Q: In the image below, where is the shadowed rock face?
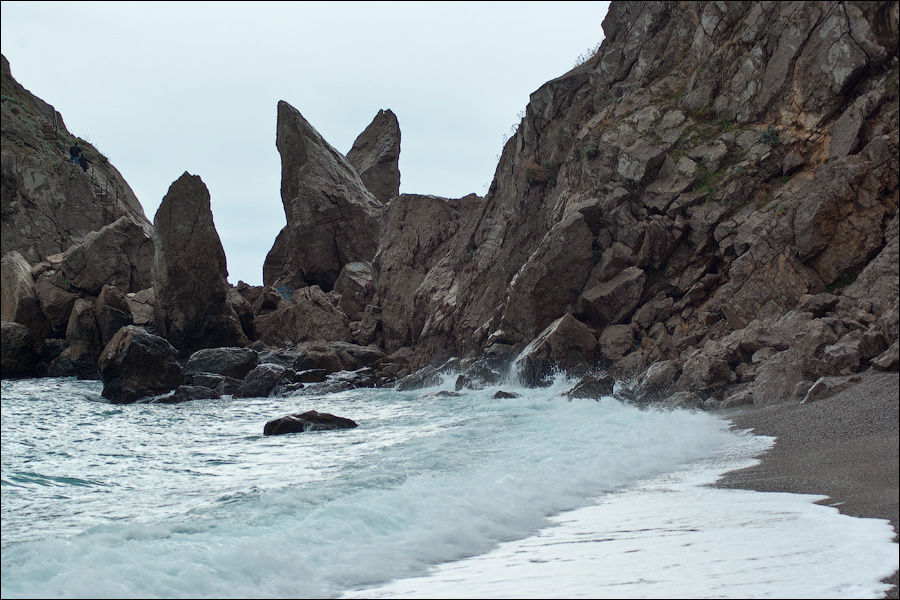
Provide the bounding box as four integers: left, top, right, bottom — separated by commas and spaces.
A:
347, 109, 401, 203
98, 325, 184, 404
152, 172, 247, 356
264, 100, 384, 291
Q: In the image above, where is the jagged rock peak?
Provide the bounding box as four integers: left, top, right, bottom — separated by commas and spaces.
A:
152, 172, 247, 356
347, 109, 401, 203
264, 100, 383, 291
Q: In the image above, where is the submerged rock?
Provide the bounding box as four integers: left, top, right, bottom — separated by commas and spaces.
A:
263, 410, 358, 435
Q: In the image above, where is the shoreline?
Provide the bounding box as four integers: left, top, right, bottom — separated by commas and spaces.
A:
715, 369, 900, 599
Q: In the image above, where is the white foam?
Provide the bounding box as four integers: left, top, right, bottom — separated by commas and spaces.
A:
345, 434, 899, 599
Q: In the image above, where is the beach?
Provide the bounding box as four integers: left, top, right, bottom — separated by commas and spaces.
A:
718, 369, 900, 599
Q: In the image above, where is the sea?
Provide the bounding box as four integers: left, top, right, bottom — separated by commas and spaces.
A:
1, 370, 897, 599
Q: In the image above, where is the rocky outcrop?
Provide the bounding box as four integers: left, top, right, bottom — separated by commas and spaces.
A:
183, 347, 259, 380
98, 325, 184, 404
1, 251, 48, 342
1, 320, 36, 378
346, 109, 401, 203
513, 313, 597, 386
1, 54, 152, 272
263, 101, 384, 291
263, 410, 358, 435
360, 0, 899, 403
252, 286, 351, 347
152, 172, 247, 356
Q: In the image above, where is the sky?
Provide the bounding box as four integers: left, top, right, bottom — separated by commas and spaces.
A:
1, 1, 611, 285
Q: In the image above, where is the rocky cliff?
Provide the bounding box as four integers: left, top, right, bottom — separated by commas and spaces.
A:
3, 2, 898, 406
367, 0, 899, 403
1, 54, 151, 267
1, 53, 155, 377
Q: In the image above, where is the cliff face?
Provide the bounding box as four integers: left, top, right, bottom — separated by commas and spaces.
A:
1, 54, 151, 267
372, 1, 899, 397
1, 53, 155, 378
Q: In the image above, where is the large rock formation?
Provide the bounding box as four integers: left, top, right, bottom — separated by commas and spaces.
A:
262, 101, 384, 291
363, 0, 899, 399
1, 54, 152, 268
152, 172, 247, 356
346, 109, 401, 203
1, 53, 155, 380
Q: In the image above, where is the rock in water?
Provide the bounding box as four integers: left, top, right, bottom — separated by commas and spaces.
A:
263, 410, 358, 435
152, 172, 247, 356
263, 101, 383, 291
1, 321, 36, 378
98, 325, 184, 404
346, 109, 401, 203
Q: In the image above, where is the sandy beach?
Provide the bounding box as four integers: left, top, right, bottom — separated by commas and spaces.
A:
718, 369, 900, 598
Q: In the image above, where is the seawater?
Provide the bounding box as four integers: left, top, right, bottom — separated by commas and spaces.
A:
1, 374, 897, 598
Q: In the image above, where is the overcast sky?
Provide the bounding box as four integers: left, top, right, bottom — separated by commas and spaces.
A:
2, 1, 611, 285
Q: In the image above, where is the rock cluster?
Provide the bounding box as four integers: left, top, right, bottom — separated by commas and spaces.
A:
2, 2, 898, 416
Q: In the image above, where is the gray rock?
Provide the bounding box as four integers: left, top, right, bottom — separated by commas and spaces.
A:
263, 410, 358, 436
346, 109, 401, 203
98, 325, 184, 404
233, 363, 295, 399
1, 320, 36, 378
183, 347, 259, 380
152, 173, 247, 356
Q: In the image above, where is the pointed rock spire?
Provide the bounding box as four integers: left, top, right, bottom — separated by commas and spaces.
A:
347, 109, 401, 203
265, 100, 383, 291
152, 172, 247, 356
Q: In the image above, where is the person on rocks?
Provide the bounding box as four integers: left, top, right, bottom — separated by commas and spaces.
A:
78, 154, 91, 173
69, 142, 82, 165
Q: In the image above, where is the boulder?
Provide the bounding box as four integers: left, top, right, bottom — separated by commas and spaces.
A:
514, 313, 597, 386
333, 261, 375, 321
187, 372, 243, 396
253, 286, 351, 346
233, 363, 295, 398
65, 298, 102, 379
94, 284, 134, 348
263, 410, 358, 436
1, 251, 49, 341
598, 324, 635, 361
266, 100, 383, 291
125, 288, 155, 325
1, 320, 36, 378
153, 385, 220, 404
183, 347, 259, 380
152, 172, 248, 356
871, 340, 899, 371
564, 373, 615, 399
636, 359, 682, 398
98, 325, 184, 404
346, 109, 401, 203
37, 216, 154, 296
577, 266, 646, 327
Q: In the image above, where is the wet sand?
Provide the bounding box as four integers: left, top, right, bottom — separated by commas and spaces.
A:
717, 369, 900, 598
